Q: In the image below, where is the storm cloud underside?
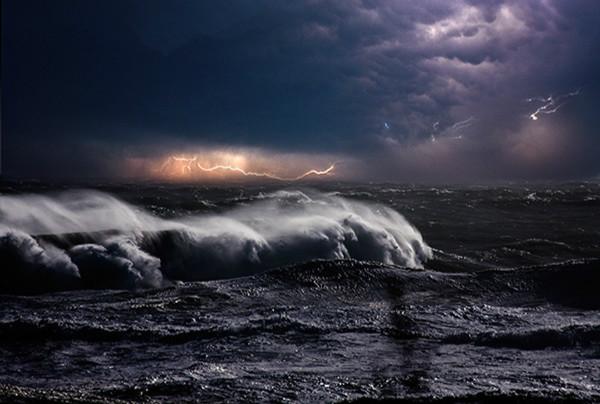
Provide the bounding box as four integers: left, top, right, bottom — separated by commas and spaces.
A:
2, 0, 600, 181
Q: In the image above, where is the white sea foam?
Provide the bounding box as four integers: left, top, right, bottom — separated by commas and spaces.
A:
0, 189, 431, 292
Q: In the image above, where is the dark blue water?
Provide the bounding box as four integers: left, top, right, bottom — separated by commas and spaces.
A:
1, 181, 599, 402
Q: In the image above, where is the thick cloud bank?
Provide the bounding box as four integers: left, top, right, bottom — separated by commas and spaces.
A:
4, 1, 600, 180
0, 190, 431, 293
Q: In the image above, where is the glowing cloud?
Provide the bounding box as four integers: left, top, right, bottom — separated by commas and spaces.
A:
150, 150, 338, 182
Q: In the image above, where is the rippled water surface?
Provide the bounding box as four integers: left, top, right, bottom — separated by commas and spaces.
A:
1, 181, 599, 402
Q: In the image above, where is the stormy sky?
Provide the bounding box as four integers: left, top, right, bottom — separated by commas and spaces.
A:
2, 0, 600, 182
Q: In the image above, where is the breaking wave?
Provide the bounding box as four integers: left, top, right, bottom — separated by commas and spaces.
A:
0, 190, 431, 293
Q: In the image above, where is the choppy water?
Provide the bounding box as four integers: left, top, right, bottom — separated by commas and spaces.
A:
1, 181, 599, 402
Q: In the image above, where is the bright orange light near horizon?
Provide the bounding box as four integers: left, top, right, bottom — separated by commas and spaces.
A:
155, 152, 336, 182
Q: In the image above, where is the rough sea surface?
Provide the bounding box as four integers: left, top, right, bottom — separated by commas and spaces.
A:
0, 181, 599, 403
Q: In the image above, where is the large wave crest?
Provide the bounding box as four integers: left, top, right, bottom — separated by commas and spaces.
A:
0, 189, 431, 293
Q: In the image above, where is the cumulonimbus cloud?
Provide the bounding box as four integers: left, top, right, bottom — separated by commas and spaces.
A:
3, 0, 600, 180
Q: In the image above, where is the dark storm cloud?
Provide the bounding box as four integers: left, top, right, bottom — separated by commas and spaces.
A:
2, 0, 600, 180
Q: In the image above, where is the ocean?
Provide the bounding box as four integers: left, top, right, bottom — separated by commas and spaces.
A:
0, 181, 599, 402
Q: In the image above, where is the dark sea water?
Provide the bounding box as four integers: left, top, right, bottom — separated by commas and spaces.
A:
1, 181, 599, 403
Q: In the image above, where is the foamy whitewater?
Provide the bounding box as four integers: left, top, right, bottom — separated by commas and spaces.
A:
1, 182, 599, 403
0, 189, 431, 293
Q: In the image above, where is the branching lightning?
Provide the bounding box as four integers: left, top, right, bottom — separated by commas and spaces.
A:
164, 156, 197, 174
430, 116, 474, 142
195, 162, 335, 180
527, 89, 581, 121
160, 155, 335, 181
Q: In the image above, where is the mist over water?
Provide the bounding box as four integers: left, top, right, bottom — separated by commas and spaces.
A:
0, 189, 431, 293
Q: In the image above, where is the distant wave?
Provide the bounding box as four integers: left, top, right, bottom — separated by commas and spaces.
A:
0, 190, 431, 293
444, 324, 600, 350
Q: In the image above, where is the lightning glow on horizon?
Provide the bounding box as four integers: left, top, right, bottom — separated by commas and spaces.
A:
527, 89, 581, 121
159, 155, 336, 181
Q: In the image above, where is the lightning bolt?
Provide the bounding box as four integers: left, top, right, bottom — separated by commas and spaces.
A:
170, 156, 197, 174
196, 162, 335, 180
291, 165, 336, 180
448, 116, 475, 132
161, 156, 335, 181
527, 89, 581, 121
430, 117, 474, 142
